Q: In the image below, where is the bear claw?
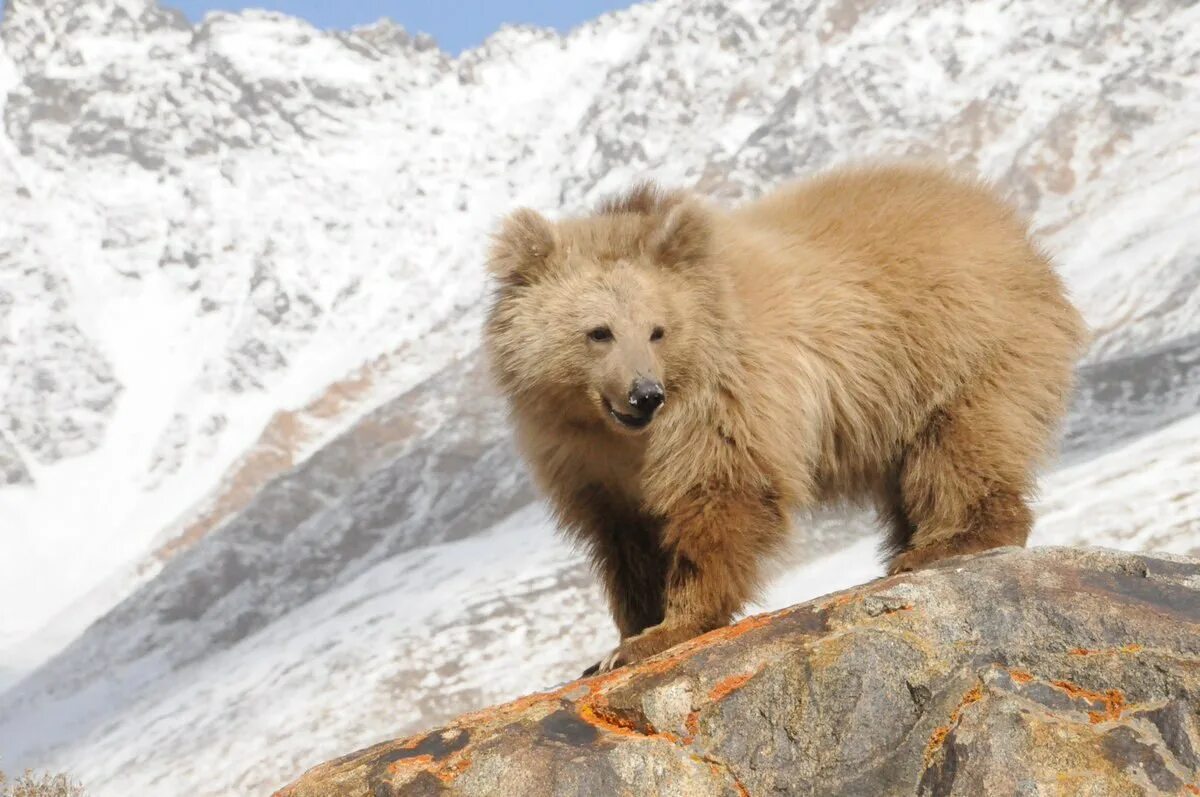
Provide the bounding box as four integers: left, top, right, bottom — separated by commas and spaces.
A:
582, 647, 627, 677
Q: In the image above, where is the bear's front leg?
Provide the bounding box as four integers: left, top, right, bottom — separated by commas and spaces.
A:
568, 489, 671, 677
593, 489, 787, 673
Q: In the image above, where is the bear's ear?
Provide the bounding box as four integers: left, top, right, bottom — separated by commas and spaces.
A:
646, 201, 712, 269
488, 208, 559, 286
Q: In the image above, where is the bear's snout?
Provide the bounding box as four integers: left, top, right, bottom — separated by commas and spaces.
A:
628, 378, 665, 414
601, 377, 665, 432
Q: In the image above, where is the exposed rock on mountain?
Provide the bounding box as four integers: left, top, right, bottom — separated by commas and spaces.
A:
279, 547, 1200, 797
0, 431, 32, 485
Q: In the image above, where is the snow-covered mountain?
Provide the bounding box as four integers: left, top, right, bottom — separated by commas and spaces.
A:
1, 0, 1197, 794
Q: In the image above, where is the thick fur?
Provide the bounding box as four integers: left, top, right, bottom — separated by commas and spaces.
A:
484, 164, 1087, 673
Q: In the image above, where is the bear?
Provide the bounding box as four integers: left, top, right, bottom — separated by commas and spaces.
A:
483, 163, 1087, 674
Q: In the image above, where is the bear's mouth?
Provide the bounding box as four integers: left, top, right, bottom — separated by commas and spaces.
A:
603, 397, 654, 431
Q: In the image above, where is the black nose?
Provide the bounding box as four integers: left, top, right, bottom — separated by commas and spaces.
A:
629, 379, 665, 413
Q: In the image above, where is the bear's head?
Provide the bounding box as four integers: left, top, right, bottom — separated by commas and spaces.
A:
485, 183, 716, 436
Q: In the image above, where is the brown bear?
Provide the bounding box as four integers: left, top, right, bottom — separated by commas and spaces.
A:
483, 164, 1087, 674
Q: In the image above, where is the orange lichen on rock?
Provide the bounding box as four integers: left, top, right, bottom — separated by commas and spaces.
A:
708, 670, 760, 703
826, 593, 858, 610
1087, 692, 1125, 724
386, 754, 434, 774
381, 750, 473, 787
953, 685, 984, 717
693, 755, 750, 797
692, 612, 777, 648
1068, 643, 1143, 656
632, 647, 697, 678
1008, 668, 1035, 685
672, 666, 765, 744
577, 700, 679, 743
1049, 680, 1126, 724
401, 753, 473, 786
434, 754, 473, 785
924, 683, 985, 765
368, 728, 478, 788
924, 725, 951, 766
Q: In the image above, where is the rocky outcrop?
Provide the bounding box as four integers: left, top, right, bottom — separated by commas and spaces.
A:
278, 547, 1200, 796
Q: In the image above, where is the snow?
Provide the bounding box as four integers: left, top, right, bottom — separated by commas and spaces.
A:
756, 536, 886, 613
1034, 411, 1200, 555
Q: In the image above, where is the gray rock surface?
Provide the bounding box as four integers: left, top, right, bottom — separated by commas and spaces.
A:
278, 547, 1200, 797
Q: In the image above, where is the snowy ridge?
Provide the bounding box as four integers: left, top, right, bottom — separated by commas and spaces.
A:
0, 0, 1198, 794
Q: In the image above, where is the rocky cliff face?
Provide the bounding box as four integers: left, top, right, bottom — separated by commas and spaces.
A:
279, 547, 1200, 796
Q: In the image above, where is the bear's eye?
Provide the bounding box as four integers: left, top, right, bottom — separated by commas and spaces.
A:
588, 326, 614, 342
650, 326, 665, 342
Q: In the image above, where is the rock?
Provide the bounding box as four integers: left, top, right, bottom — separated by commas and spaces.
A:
276, 547, 1200, 796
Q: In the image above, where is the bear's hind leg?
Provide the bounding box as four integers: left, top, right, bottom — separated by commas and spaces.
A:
888, 385, 1042, 574
874, 471, 917, 560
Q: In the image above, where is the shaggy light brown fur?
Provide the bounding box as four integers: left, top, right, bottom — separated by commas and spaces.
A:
484, 164, 1087, 673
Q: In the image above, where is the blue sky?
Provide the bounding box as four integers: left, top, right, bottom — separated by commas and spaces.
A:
166, 1, 637, 54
